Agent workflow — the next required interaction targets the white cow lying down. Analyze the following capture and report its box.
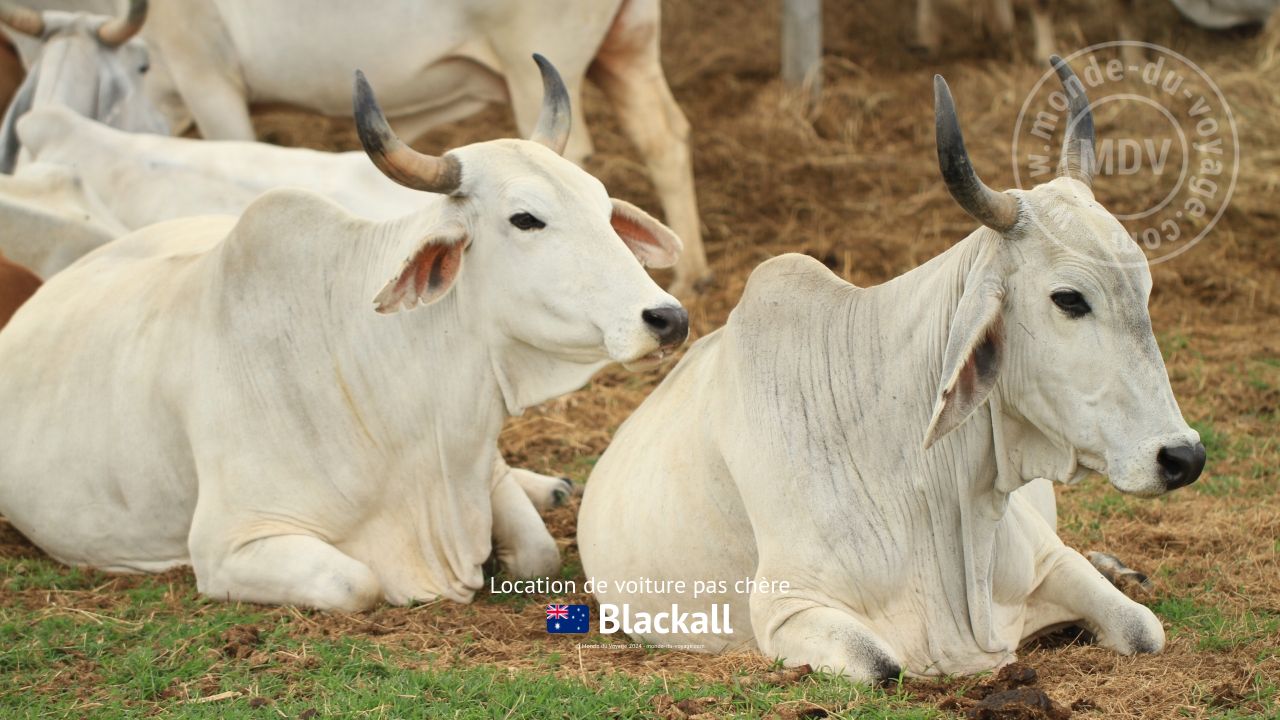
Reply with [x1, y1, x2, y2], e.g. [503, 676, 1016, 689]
[0, 57, 690, 610]
[579, 59, 1206, 680]
[17, 104, 589, 517]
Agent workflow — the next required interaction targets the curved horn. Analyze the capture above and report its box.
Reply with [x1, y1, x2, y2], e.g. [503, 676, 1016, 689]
[353, 70, 462, 194]
[528, 53, 571, 155]
[1051, 55, 1095, 187]
[96, 0, 146, 47]
[0, 2, 44, 37]
[934, 75, 1020, 233]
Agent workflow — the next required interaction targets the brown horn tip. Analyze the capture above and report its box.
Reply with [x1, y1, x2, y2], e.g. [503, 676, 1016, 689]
[934, 75, 1020, 232]
[0, 2, 44, 37]
[529, 53, 571, 155]
[353, 69, 462, 194]
[97, 0, 146, 47]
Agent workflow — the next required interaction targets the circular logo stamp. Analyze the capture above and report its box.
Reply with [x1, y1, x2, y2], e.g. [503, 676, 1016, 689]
[1011, 42, 1238, 265]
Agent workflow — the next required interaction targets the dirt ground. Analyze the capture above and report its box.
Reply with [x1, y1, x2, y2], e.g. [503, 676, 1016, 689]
[4, 0, 1279, 717]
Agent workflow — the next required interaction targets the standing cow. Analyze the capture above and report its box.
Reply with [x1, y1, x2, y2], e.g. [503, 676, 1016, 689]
[0, 57, 689, 610]
[0, 0, 166, 172]
[135, 0, 709, 296]
[579, 58, 1205, 680]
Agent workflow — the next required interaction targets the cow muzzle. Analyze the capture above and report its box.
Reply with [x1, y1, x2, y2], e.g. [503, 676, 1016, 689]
[1156, 441, 1206, 491]
[641, 305, 689, 350]
[616, 304, 689, 370]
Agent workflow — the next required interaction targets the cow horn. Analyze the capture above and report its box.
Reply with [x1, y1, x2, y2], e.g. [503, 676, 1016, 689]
[1051, 55, 1095, 188]
[934, 75, 1020, 233]
[353, 70, 463, 194]
[0, 2, 44, 37]
[528, 53, 571, 155]
[96, 0, 146, 47]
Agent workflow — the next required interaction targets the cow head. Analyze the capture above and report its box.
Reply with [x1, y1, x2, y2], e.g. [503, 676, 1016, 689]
[923, 58, 1205, 497]
[352, 55, 688, 371]
[0, 0, 166, 173]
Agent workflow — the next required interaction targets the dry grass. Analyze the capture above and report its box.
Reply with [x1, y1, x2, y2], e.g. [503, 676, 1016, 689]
[3, 0, 1279, 717]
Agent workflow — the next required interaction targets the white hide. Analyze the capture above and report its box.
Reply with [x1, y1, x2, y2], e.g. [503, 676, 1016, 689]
[0, 161, 123, 276]
[579, 177, 1200, 679]
[0, 7, 167, 172]
[18, 105, 423, 227]
[0, 137, 683, 610]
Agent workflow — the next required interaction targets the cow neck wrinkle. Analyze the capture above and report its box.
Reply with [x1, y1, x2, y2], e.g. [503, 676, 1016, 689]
[836, 228, 1012, 657]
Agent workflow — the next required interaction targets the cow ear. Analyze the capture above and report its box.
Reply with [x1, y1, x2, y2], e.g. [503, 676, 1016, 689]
[373, 224, 468, 314]
[611, 198, 682, 269]
[923, 275, 1006, 449]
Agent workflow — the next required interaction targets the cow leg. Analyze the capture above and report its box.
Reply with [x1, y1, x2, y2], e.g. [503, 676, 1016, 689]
[589, 0, 709, 297]
[1026, 548, 1164, 654]
[986, 0, 1019, 61]
[753, 597, 902, 684]
[491, 471, 562, 580]
[1117, 0, 1145, 67]
[193, 533, 382, 611]
[914, 0, 941, 54]
[174, 74, 256, 141]
[145, 2, 256, 141]
[491, 454, 576, 511]
[1031, 0, 1056, 65]
[512, 469, 576, 511]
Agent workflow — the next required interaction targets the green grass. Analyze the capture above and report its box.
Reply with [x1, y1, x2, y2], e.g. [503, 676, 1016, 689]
[0, 557, 935, 720]
[1151, 597, 1280, 653]
[1190, 419, 1227, 459]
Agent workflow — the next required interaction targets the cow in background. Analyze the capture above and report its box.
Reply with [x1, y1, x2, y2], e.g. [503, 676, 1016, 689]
[0, 0, 167, 172]
[136, 0, 709, 296]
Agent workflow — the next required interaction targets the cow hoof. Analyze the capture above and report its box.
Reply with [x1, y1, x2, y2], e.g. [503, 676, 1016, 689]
[551, 477, 575, 507]
[873, 658, 903, 687]
[1108, 604, 1165, 655]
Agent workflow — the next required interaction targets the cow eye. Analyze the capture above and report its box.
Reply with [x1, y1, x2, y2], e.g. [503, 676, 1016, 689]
[138, 62, 150, 75]
[509, 212, 545, 231]
[1051, 290, 1091, 318]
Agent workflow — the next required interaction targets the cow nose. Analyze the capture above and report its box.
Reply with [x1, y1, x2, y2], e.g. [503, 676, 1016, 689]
[641, 305, 689, 348]
[1156, 442, 1206, 490]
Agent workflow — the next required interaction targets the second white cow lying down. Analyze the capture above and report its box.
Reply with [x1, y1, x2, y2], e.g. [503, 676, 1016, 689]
[0, 57, 689, 610]
[579, 59, 1205, 680]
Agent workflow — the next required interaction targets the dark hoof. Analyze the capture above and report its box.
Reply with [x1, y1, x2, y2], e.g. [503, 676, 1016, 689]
[873, 658, 903, 687]
[550, 477, 576, 507]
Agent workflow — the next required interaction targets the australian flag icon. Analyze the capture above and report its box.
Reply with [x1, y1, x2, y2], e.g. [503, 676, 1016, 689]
[546, 604, 590, 634]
